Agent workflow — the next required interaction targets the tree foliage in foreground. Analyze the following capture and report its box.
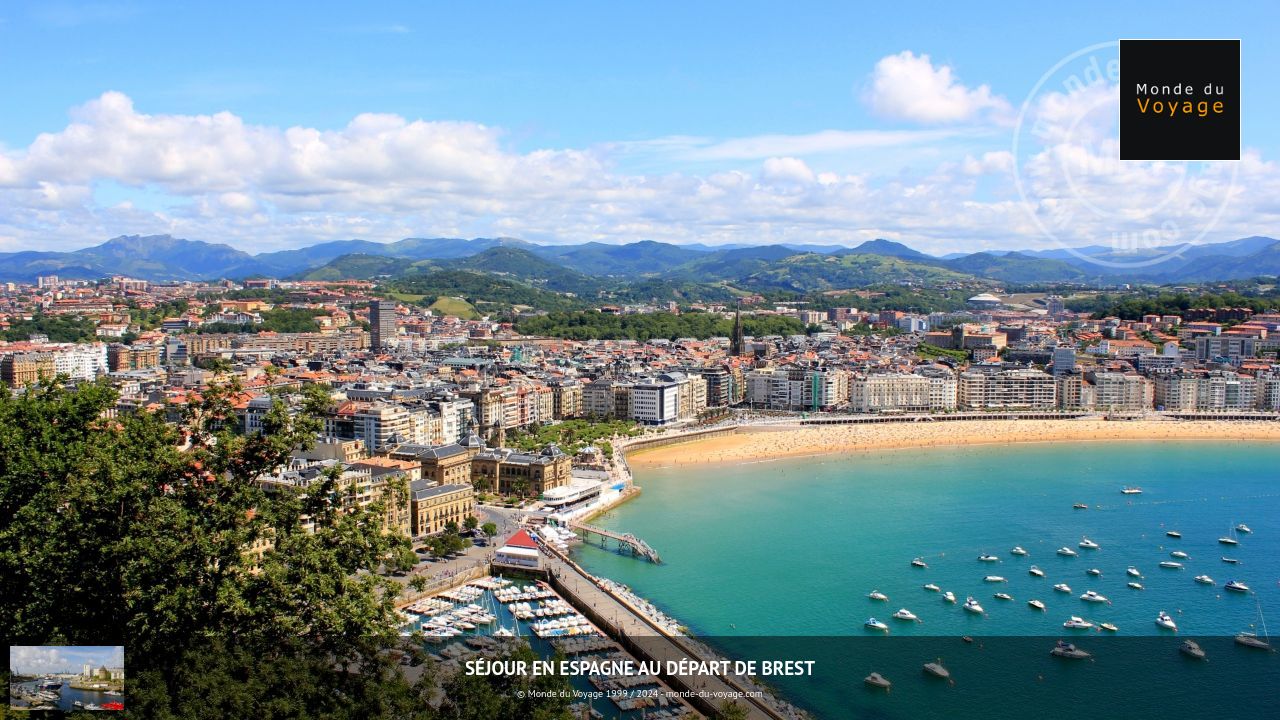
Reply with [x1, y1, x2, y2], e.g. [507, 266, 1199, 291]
[515, 310, 806, 341]
[0, 379, 572, 719]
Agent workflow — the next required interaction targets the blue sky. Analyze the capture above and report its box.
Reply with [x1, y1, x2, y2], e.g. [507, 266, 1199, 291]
[9, 645, 124, 674]
[1, 1, 1277, 254]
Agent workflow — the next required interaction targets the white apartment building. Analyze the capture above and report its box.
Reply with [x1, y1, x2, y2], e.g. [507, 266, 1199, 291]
[631, 375, 681, 425]
[958, 368, 1056, 410]
[1088, 372, 1152, 413]
[52, 343, 109, 381]
[849, 368, 956, 413]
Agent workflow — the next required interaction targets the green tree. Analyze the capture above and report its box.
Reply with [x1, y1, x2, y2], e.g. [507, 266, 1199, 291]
[463, 515, 478, 532]
[481, 522, 498, 540]
[716, 700, 751, 720]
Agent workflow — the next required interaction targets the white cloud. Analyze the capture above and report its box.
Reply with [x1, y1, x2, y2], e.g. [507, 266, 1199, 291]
[865, 51, 1012, 125]
[0, 89, 1276, 256]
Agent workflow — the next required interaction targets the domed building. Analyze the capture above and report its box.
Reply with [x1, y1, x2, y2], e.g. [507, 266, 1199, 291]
[967, 293, 1004, 309]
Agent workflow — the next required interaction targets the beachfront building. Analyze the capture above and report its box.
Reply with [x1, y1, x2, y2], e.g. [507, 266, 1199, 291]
[1087, 371, 1153, 413]
[957, 367, 1056, 410]
[408, 479, 475, 537]
[494, 529, 542, 569]
[849, 367, 956, 413]
[745, 367, 849, 411]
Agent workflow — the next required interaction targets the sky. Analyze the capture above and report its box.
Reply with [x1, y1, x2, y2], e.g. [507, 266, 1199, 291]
[1, 1, 1278, 255]
[9, 645, 124, 675]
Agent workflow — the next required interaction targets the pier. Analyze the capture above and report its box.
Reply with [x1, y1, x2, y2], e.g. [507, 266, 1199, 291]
[568, 520, 662, 563]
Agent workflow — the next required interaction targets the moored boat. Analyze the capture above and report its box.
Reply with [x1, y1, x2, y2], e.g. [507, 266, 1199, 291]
[911, 557, 928, 568]
[1086, 568, 1102, 577]
[1053, 583, 1072, 593]
[1166, 530, 1181, 538]
[1078, 537, 1099, 550]
[1126, 566, 1142, 577]
[1180, 640, 1207, 660]
[962, 596, 984, 614]
[864, 672, 891, 689]
[864, 617, 890, 632]
[1057, 547, 1077, 557]
[1160, 561, 1183, 569]
[1028, 599, 1046, 611]
[1029, 565, 1046, 577]
[923, 661, 950, 679]
[978, 554, 1000, 562]
[1224, 580, 1250, 593]
[868, 590, 889, 601]
[1011, 546, 1028, 556]
[943, 591, 957, 604]
[1128, 582, 1144, 590]
[1235, 523, 1251, 534]
[1050, 640, 1092, 659]
[892, 608, 920, 622]
[1063, 616, 1093, 629]
[1155, 611, 1178, 631]
[983, 575, 1007, 583]
[994, 592, 1013, 601]
[1079, 590, 1108, 603]
[923, 583, 940, 592]
[1121, 486, 1143, 494]
[1194, 575, 1214, 585]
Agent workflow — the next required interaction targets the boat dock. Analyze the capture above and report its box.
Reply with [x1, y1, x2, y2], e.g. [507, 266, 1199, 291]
[568, 520, 662, 563]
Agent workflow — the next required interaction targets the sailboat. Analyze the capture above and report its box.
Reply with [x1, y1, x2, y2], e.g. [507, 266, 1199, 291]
[1235, 599, 1273, 650]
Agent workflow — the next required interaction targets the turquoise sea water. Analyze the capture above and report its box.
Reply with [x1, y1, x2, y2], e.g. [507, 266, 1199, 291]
[573, 441, 1280, 719]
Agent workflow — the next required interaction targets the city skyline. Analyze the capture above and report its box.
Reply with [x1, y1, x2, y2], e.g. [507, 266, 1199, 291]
[1, 2, 1278, 256]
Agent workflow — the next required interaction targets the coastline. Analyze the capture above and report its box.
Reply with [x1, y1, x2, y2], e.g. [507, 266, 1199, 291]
[625, 418, 1280, 469]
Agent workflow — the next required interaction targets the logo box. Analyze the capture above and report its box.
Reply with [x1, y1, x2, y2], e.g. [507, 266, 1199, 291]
[1119, 39, 1240, 161]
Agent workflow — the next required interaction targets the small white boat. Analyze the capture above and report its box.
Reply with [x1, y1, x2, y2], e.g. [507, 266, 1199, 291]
[911, 557, 928, 568]
[1235, 523, 1252, 534]
[1224, 580, 1250, 593]
[1011, 546, 1028, 556]
[1128, 582, 1144, 590]
[994, 592, 1013, 601]
[963, 596, 984, 614]
[1073, 503, 1088, 509]
[865, 617, 890, 632]
[1099, 622, 1119, 632]
[1219, 536, 1239, 546]
[923, 661, 950, 679]
[1063, 616, 1093, 629]
[1126, 566, 1142, 577]
[923, 583, 940, 592]
[1121, 486, 1143, 494]
[943, 591, 956, 604]
[1053, 583, 1072, 593]
[1078, 537, 1100, 550]
[1160, 561, 1183, 569]
[1079, 590, 1109, 603]
[1029, 565, 1046, 577]
[1057, 547, 1078, 557]
[1170, 550, 1189, 559]
[868, 590, 889, 601]
[864, 672, 892, 689]
[1086, 568, 1102, 577]
[1166, 530, 1181, 538]
[1221, 557, 1240, 564]
[983, 575, 1007, 583]
[893, 608, 920, 622]
[978, 554, 1000, 562]
[1194, 575, 1215, 585]
[1028, 599, 1046, 611]
[1155, 611, 1178, 631]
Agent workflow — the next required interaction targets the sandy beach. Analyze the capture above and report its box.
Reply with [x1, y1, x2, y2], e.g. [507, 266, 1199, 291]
[625, 419, 1280, 468]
